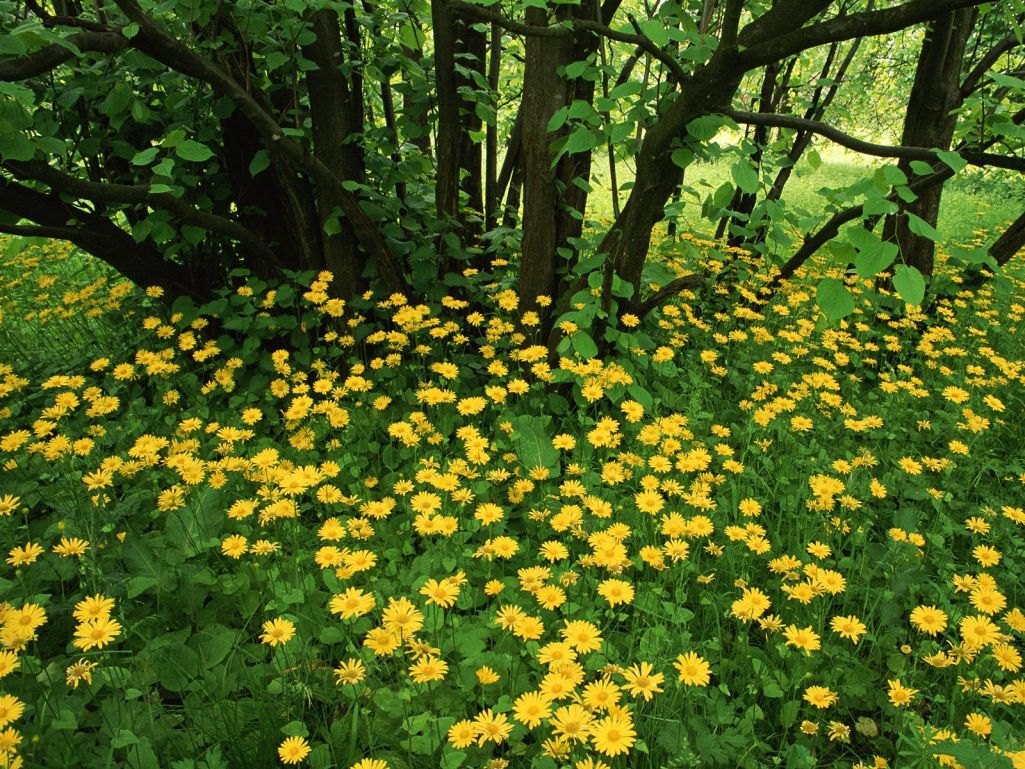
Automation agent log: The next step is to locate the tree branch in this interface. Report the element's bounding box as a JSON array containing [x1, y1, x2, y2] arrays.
[[738, 0, 989, 70], [0, 175, 204, 299], [960, 31, 1023, 98], [111, 0, 410, 294], [445, 0, 690, 86], [635, 272, 704, 317], [0, 31, 127, 81], [5, 160, 279, 266], [725, 109, 1025, 172]]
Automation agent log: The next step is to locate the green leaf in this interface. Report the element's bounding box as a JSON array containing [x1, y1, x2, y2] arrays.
[[512, 415, 560, 476], [686, 115, 724, 141], [816, 278, 854, 321], [732, 161, 760, 194], [281, 721, 309, 738], [806, 149, 822, 170], [563, 126, 597, 155], [909, 160, 935, 176], [848, 227, 898, 278], [132, 147, 159, 166], [0, 133, 34, 161], [892, 264, 926, 306], [935, 150, 967, 173], [571, 332, 599, 358], [905, 212, 942, 241], [670, 147, 693, 169], [112, 730, 139, 749], [176, 139, 215, 162], [249, 149, 270, 176]]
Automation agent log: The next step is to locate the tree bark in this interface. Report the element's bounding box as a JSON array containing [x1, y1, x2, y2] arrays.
[[881, 9, 977, 276], [305, 8, 367, 298]]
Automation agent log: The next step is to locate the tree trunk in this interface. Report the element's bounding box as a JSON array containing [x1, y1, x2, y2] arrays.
[[485, 22, 502, 231], [305, 8, 367, 298], [882, 9, 977, 277], [517, 5, 574, 311]]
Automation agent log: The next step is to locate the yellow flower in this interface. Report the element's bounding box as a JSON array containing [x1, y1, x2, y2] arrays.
[[597, 579, 635, 608], [473, 709, 512, 745], [52, 537, 89, 557], [588, 713, 636, 757], [73, 617, 122, 650], [333, 658, 366, 686], [408, 655, 448, 684], [65, 658, 98, 688], [475, 666, 500, 685], [803, 686, 838, 709], [886, 679, 917, 707], [830, 615, 867, 643], [0, 695, 24, 727], [448, 719, 477, 749], [513, 691, 552, 728], [5, 542, 43, 567], [329, 588, 376, 619], [73, 595, 115, 623], [964, 712, 992, 738], [259, 617, 296, 647], [277, 736, 311, 764], [220, 534, 248, 559], [350, 759, 389, 769], [910, 605, 948, 635], [783, 625, 821, 655], [673, 652, 711, 686], [621, 661, 665, 701]]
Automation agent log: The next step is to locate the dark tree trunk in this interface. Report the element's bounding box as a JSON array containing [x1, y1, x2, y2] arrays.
[[485, 22, 502, 231], [882, 9, 977, 277], [305, 8, 367, 298], [517, 5, 574, 311]]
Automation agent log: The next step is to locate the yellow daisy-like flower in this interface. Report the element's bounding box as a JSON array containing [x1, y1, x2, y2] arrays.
[[0, 695, 24, 728], [909, 605, 947, 635], [803, 686, 838, 709], [673, 652, 711, 686], [277, 736, 311, 764], [73, 616, 122, 650], [260, 617, 296, 647], [589, 713, 636, 757], [886, 679, 917, 707], [350, 759, 388, 769]]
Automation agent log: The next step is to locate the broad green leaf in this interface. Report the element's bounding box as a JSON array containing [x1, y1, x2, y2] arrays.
[[892, 264, 926, 306], [176, 139, 215, 162], [512, 415, 560, 476], [562, 126, 597, 155], [935, 150, 967, 173], [905, 212, 942, 241], [806, 149, 822, 170], [249, 149, 270, 176], [732, 161, 760, 194], [816, 278, 854, 321], [132, 147, 159, 166], [909, 160, 934, 176]]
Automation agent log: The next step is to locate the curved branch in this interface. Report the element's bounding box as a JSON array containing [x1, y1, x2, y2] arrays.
[[960, 31, 1023, 98], [635, 272, 703, 317], [0, 31, 127, 81], [6, 160, 279, 266], [0, 175, 204, 299], [738, 0, 989, 70], [445, 0, 690, 86], [725, 109, 1025, 172]]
